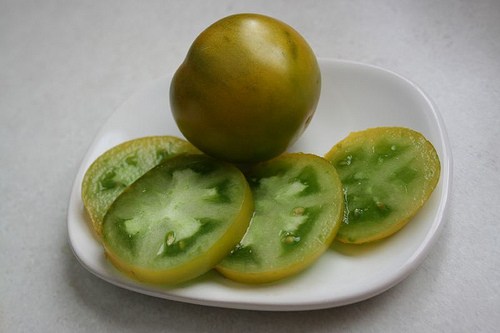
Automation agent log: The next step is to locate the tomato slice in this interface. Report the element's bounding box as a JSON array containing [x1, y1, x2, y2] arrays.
[[102, 154, 253, 285], [216, 153, 344, 284], [324, 127, 441, 244], [81, 136, 199, 238]]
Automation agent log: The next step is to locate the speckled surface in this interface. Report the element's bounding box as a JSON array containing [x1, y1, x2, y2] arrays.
[[1, 1, 499, 332]]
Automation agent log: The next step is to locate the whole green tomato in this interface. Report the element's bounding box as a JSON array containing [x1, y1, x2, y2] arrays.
[[170, 13, 321, 163]]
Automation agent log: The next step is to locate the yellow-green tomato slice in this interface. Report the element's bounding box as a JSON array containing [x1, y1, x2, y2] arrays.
[[81, 136, 199, 238], [216, 153, 344, 284], [325, 127, 441, 244], [102, 154, 253, 285]]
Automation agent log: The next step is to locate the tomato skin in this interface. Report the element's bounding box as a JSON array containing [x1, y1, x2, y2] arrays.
[[170, 13, 321, 163]]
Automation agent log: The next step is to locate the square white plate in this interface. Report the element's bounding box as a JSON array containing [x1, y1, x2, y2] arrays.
[[68, 59, 452, 311]]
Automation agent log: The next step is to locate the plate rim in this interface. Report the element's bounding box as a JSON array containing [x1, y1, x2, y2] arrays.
[[67, 58, 453, 311]]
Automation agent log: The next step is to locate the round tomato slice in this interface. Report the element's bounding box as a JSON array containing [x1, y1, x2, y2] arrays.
[[216, 153, 344, 284], [81, 136, 199, 238], [324, 127, 441, 244], [102, 154, 253, 285]]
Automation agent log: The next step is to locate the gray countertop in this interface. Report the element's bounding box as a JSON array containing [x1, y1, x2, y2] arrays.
[[1, 1, 499, 332]]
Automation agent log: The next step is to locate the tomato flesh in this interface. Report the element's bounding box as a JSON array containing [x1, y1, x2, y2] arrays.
[[216, 153, 344, 284], [102, 154, 253, 285], [325, 127, 441, 244], [81, 136, 199, 238]]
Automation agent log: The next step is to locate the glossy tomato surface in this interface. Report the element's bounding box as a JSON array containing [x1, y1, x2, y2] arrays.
[[170, 13, 321, 163]]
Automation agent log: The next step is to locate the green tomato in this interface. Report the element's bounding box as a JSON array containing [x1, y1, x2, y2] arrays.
[[325, 127, 441, 244], [81, 136, 199, 239], [170, 13, 321, 163], [101, 154, 253, 285], [216, 153, 344, 284]]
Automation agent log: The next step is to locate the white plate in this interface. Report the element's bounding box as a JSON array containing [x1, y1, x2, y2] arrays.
[[68, 59, 452, 311]]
